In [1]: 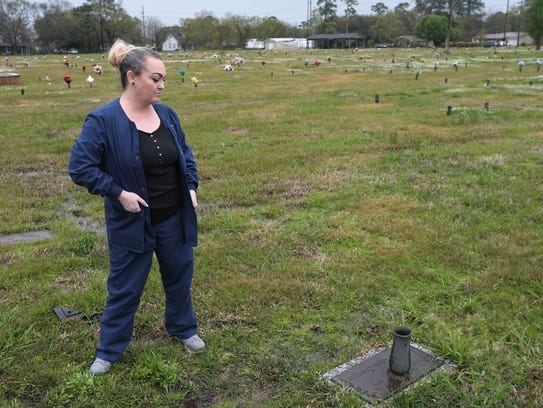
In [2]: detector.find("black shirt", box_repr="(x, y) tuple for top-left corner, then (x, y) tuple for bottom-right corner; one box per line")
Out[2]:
(138, 123), (183, 225)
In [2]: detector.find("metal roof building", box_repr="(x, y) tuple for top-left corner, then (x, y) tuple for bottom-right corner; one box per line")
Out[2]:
(307, 33), (366, 49)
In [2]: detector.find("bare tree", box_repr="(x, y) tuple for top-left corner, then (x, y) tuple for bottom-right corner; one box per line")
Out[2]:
(34, 1), (78, 53)
(0, 0), (35, 54)
(144, 16), (165, 49)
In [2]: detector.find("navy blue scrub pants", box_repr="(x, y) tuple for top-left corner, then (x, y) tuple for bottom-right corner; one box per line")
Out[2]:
(96, 210), (197, 363)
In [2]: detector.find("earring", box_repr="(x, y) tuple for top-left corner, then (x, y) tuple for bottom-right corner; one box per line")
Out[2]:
(131, 81), (136, 87)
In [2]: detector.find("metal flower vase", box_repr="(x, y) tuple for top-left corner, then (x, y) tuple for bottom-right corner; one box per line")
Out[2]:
(389, 326), (412, 375)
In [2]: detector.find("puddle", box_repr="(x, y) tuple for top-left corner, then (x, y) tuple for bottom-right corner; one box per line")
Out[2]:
(0, 230), (54, 245)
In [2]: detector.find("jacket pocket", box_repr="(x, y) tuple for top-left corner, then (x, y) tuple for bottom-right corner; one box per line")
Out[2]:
(105, 201), (145, 252)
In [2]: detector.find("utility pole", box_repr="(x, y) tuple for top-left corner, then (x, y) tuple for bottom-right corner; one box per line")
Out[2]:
(503, 0), (510, 45)
(306, 0), (312, 48)
(142, 6), (146, 44)
(99, 0), (105, 52)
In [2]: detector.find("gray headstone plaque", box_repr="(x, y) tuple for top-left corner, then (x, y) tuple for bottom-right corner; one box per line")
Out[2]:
(323, 343), (455, 404)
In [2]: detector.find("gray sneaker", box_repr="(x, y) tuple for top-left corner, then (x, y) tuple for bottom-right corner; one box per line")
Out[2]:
(182, 335), (205, 353)
(90, 358), (112, 376)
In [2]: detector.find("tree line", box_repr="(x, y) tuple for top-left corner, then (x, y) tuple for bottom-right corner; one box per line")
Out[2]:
(1, 0), (542, 55)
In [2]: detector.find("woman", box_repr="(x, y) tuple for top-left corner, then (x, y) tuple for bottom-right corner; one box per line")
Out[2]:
(69, 39), (205, 376)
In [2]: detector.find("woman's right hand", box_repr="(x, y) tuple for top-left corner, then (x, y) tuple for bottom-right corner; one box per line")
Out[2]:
(118, 190), (149, 213)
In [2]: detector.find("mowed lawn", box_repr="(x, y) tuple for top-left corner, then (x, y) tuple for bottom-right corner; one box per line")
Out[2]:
(1, 46), (542, 407)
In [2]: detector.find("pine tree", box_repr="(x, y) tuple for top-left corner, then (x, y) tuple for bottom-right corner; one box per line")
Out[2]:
(526, 0), (543, 49)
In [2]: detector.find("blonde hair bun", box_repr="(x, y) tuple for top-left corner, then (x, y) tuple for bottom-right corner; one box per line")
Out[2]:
(108, 39), (136, 68)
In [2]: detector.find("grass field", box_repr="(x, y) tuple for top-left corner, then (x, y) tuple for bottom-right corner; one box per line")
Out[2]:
(1, 45), (542, 407)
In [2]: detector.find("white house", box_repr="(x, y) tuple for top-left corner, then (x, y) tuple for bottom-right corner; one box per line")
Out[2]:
(162, 32), (183, 52)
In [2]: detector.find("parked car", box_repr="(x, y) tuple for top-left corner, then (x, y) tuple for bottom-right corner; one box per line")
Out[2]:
(482, 41), (498, 48)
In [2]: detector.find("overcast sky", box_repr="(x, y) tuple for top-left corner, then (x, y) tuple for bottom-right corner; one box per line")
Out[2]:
(73, 0), (512, 26)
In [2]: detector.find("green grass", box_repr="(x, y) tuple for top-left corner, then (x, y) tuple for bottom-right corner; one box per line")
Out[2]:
(1, 47), (543, 406)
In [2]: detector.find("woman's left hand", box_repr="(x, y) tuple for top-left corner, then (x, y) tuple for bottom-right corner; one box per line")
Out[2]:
(190, 189), (198, 209)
